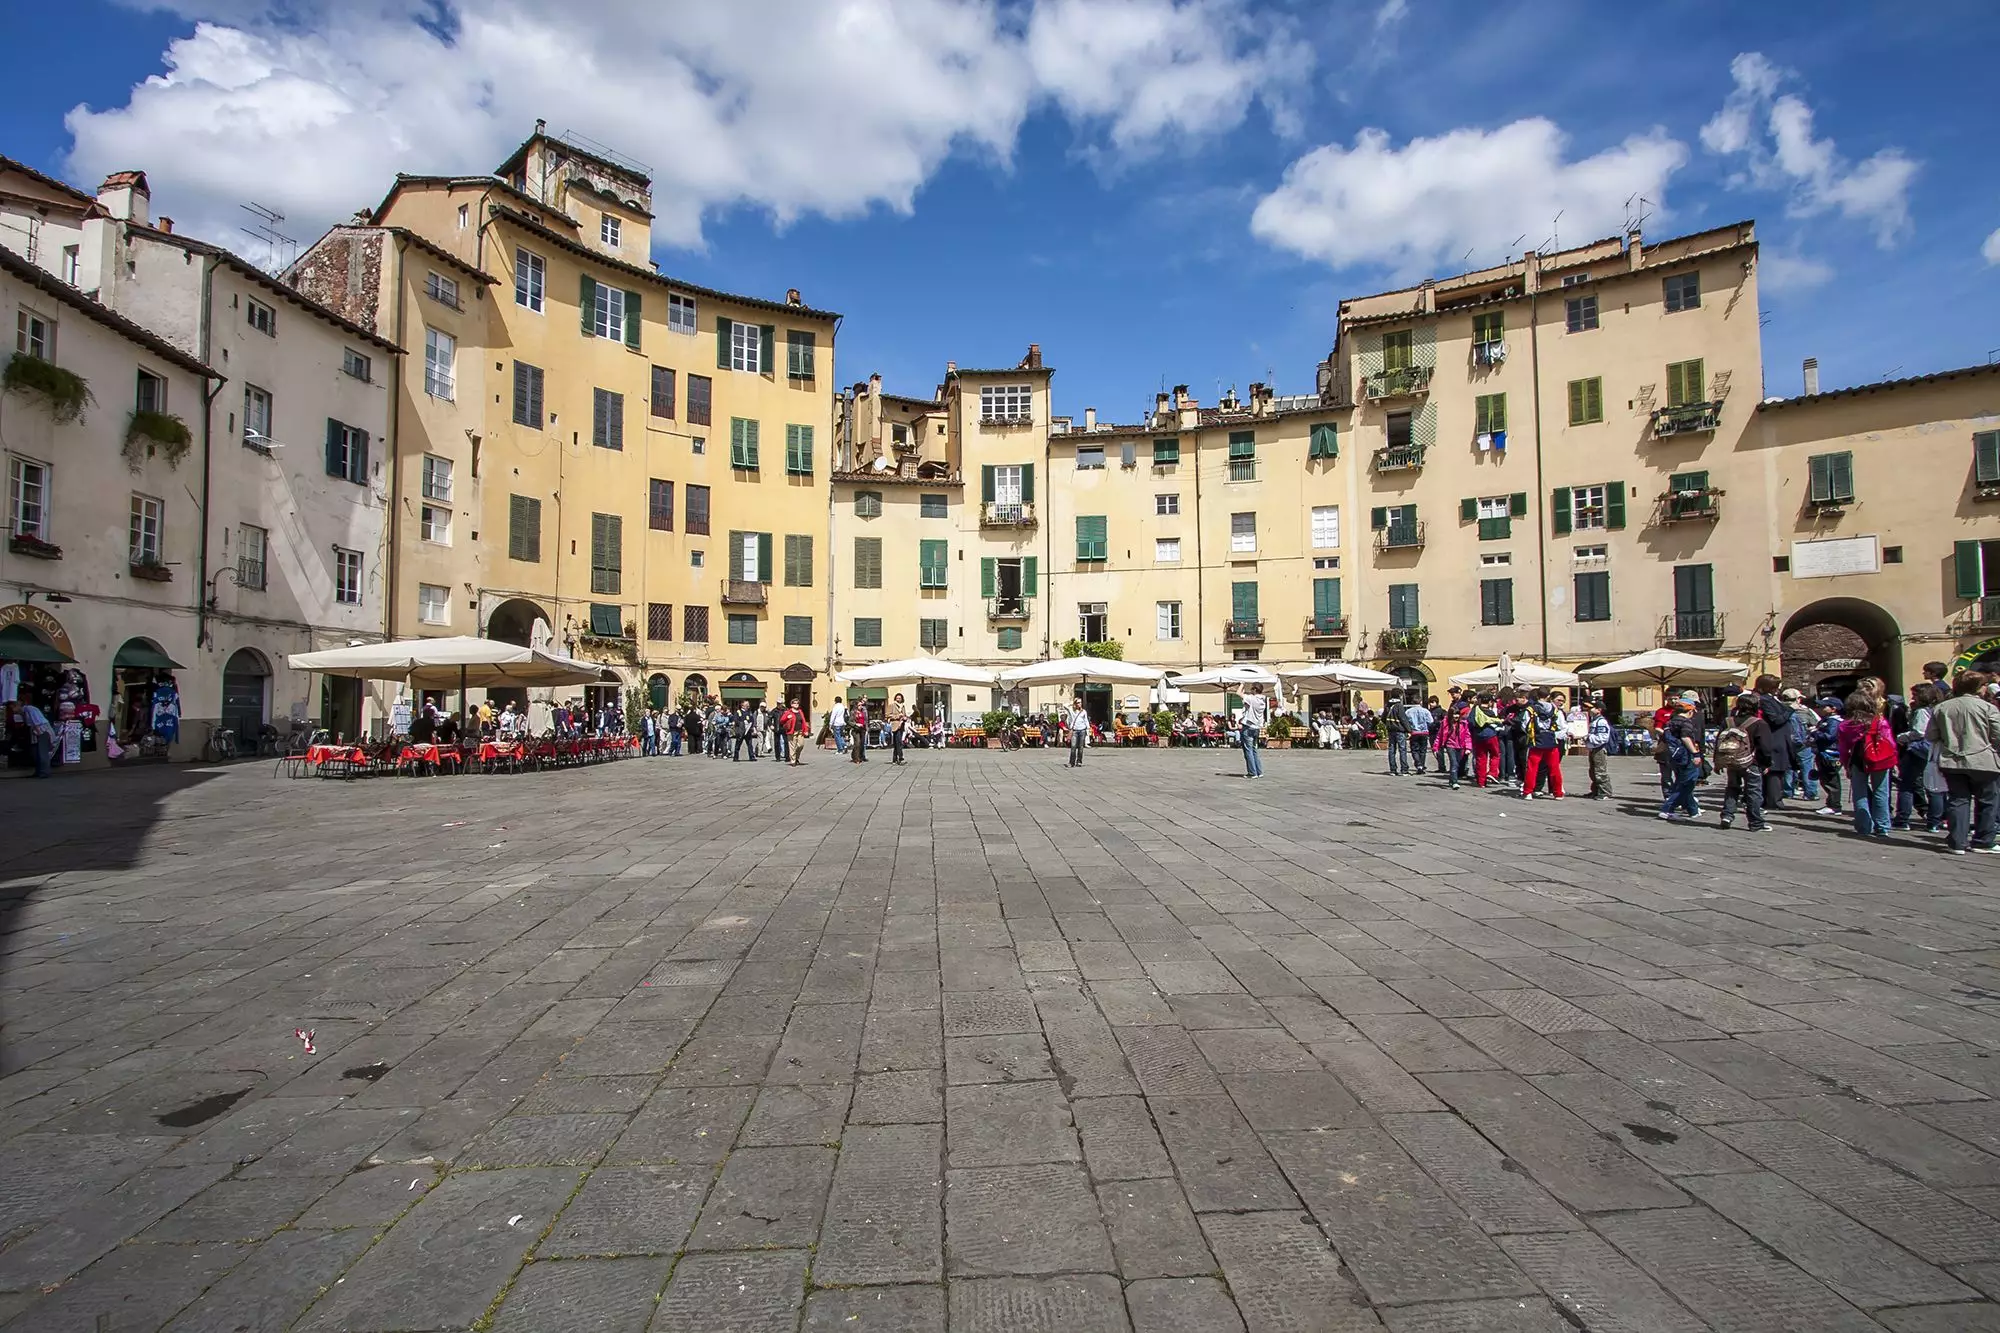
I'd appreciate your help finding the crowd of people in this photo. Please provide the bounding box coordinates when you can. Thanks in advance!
[1374,685,1606,797]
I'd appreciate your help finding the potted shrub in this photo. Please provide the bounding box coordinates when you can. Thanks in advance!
[123,410,193,471]
[1151,710,1174,746]
[2,354,92,424]
[979,710,1009,749]
[7,531,61,560]
[1265,714,1294,749]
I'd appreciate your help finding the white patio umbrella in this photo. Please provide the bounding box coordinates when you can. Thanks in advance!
[1581,647,1749,690]
[1277,661,1405,689]
[997,657,1166,688]
[1448,657,1581,688]
[837,657,996,688]
[1168,665,1282,691]
[288,635,606,720]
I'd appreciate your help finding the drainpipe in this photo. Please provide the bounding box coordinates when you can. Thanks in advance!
[385,232,410,640]
[194,255,219,650]
[1528,286,1551,662]
[1191,430,1206,670]
[828,379,850,690]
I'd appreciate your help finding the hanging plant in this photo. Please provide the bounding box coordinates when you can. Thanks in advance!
[2,354,93,424]
[124,410,193,471]
[1060,638,1124,660]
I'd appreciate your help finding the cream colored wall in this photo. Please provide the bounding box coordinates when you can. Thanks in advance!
[830,481,964,667]
[956,369,1053,663]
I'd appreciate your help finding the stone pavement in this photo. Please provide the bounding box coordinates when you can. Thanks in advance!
[3,747,2000,1331]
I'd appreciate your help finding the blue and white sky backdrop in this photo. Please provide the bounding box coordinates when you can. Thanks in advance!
[5,0,1996,414]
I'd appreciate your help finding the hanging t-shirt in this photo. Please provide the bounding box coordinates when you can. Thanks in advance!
[0,661,19,704]
[151,682,182,743]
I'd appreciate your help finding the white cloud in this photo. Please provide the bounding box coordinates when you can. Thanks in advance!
[1758,249,1834,295]
[1249,118,1687,277]
[1984,227,2000,266]
[1701,50,1918,247]
[1373,0,1408,32]
[67,0,1305,258]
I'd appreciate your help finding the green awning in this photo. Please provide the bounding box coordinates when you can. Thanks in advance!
[0,625,72,663]
[719,684,768,701]
[114,640,183,669]
[845,686,888,701]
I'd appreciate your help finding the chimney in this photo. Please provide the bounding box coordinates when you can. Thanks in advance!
[869,372,882,398]
[1626,227,1644,270]
[157,217,173,234]
[1084,407,1096,431]
[535,118,547,136]
[1173,384,1190,408]
[1802,357,1820,396]
[96,171,151,226]
[786,288,802,307]
[946,361,957,375]
[1025,343,1042,369]
[1153,391,1169,426]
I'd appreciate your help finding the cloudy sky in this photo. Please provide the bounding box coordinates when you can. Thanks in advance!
[6,0,1997,413]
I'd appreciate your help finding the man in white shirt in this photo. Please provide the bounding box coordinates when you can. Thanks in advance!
[830,697,849,755]
[1238,686,1269,779]
[1066,697,1090,768]
[16,701,56,778]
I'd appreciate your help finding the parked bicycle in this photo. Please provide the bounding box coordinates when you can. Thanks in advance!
[203,723,239,763]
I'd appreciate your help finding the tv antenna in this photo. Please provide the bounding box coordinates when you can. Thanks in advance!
[238,202,297,274]
[1622,194,1654,234]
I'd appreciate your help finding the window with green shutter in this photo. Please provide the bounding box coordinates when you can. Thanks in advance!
[1666,359,1705,407]
[1152,437,1180,465]
[920,493,948,519]
[854,490,882,518]
[1230,581,1259,624]
[1474,393,1506,435]
[786,330,816,379]
[508,494,541,562]
[853,617,883,648]
[997,627,1023,650]
[1308,423,1338,460]
[589,603,623,637]
[1567,376,1603,425]
[1383,329,1413,372]
[1075,515,1108,561]
[854,536,882,589]
[512,361,544,429]
[784,424,813,475]
[1480,578,1514,626]
[730,417,760,469]
[1312,577,1341,630]
[1472,311,1503,347]
[1808,452,1855,505]
[1574,570,1610,622]
[590,512,621,595]
[591,387,624,450]
[784,534,813,587]
[918,539,948,588]
[1977,431,2000,486]
[783,615,812,646]
[1388,583,1420,629]
[727,614,757,645]
[919,618,948,651]
[1228,431,1256,481]
[1957,540,1999,599]
[1022,556,1038,597]
[1550,487,1572,536]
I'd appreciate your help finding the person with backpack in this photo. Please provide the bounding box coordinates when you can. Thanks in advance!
[1714,696,1766,831]
[1383,694,1410,775]
[1837,691,1898,839]
[1929,670,2000,853]
[1808,699,1842,814]
[1471,692,1505,787]
[1895,682,1942,831]
[1656,693,1705,820]
[1521,688,1566,800]
[1436,693,1473,790]
[1585,701,1613,800]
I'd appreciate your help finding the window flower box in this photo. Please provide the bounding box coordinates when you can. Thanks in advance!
[130,560,173,582]
[8,532,61,560]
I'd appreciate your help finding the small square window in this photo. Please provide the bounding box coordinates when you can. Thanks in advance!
[601,215,622,247]
[1075,446,1105,470]
[1773,556,1790,572]
[1155,537,1181,563]
[342,348,372,381]
[690,550,705,568]
[1156,493,1179,516]
[1565,295,1599,333]
[1883,546,1903,564]
[417,583,450,625]
[245,299,275,336]
[1664,271,1701,312]
[920,493,948,519]
[668,293,697,335]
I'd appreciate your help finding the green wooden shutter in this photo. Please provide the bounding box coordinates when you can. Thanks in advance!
[508,494,534,561]
[324,419,343,477]
[981,466,995,503]
[623,290,641,349]
[1509,492,1528,518]
[1309,423,1337,459]
[1021,464,1034,503]
[759,325,775,372]
[1412,402,1437,452]
[1808,454,1831,502]
[1586,378,1603,422]
[1977,432,2000,484]
[1460,497,1477,522]
[1566,380,1584,425]
[1958,541,1985,599]
[1606,481,1626,530]
[1551,488,1572,535]
[728,531,745,583]
[580,275,597,336]
[1371,506,1387,530]
[980,558,996,598]
[744,420,759,468]
[1231,581,1258,621]
[919,538,947,588]
[1831,451,1854,501]
[1023,556,1038,596]
[1313,577,1341,618]
[1075,515,1106,561]
[758,532,773,584]
[716,317,730,368]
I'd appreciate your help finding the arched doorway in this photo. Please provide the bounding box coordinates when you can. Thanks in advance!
[1388,664,1429,703]
[221,648,270,747]
[1782,598,1902,696]
[112,636,185,745]
[647,673,671,709]
[484,598,551,715]
[683,673,709,705]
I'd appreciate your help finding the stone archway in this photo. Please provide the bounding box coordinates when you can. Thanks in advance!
[486,597,551,647]
[1781,598,1902,696]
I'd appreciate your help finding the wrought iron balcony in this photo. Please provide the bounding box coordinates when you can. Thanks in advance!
[1651,401,1721,437]
[1364,365,1434,400]
[1660,610,1724,644]
[987,597,1030,621]
[1656,488,1723,523]
[1374,521,1426,552]
[1961,597,2000,631]
[980,501,1038,529]
[1304,614,1350,640]
[720,579,768,606]
[1378,626,1430,655]
[1372,443,1427,472]
[1223,618,1266,643]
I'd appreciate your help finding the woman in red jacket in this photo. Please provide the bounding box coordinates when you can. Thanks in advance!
[1836,691,1898,839]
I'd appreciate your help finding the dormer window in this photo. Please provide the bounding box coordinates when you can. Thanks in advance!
[601,215,621,248]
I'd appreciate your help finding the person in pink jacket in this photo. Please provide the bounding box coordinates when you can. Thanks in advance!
[1836,691,1898,839]
[1437,697,1474,791]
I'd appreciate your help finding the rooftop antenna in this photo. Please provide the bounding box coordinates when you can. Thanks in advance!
[1551,209,1562,251]
[1461,248,1474,268]
[1507,233,1526,255]
[238,201,296,274]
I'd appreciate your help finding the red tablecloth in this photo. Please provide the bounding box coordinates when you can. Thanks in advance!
[397,743,441,767]
[305,744,365,765]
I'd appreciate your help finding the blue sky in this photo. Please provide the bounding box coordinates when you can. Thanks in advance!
[4,0,1996,414]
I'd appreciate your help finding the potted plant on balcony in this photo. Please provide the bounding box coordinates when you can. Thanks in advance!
[123,409,193,471]
[129,558,173,582]
[1264,714,1294,749]
[2,354,93,424]
[7,531,61,560]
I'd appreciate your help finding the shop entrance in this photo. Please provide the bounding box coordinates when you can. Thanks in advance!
[321,676,363,741]
[114,637,184,751]
[220,648,270,750]
[1781,598,1901,696]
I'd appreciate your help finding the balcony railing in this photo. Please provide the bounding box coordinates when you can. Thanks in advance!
[1304,614,1350,640]
[987,597,1030,621]
[980,414,1033,427]
[1661,610,1724,643]
[980,501,1037,529]
[1651,401,1721,437]
[1374,521,1426,552]
[1223,618,1266,643]
[1963,598,2000,631]
[1656,488,1723,523]
[1364,365,1434,400]
[1379,625,1430,655]
[1372,443,1427,472]
[720,579,767,606]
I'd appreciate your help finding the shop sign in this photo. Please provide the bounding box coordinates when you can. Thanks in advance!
[1790,536,1880,579]
[1814,658,1865,672]
[0,603,74,659]
[780,662,816,683]
[1955,638,2000,673]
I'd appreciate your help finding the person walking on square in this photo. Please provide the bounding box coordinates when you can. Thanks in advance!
[888,693,909,766]
[1521,689,1566,800]
[1437,693,1472,790]
[830,696,849,755]
[1237,685,1268,778]
[781,699,808,766]
[1929,671,2000,854]
[1406,694,1435,775]
[732,702,758,761]
[1585,700,1614,800]
[1384,694,1410,775]
[1838,691,1898,839]
[1657,693,1705,819]
[1471,693,1505,788]
[1066,696,1091,768]
[1715,697,1768,831]
[850,701,869,763]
